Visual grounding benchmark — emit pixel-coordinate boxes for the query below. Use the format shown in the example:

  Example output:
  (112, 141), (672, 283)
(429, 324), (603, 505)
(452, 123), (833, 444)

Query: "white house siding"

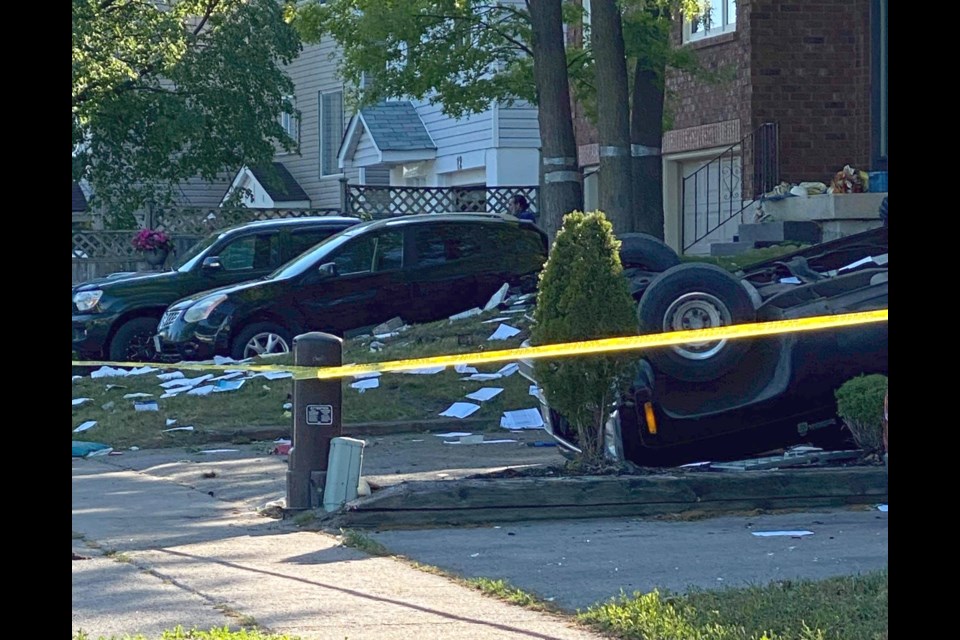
(280, 40), (360, 210)
(413, 100), (492, 181)
(353, 129), (381, 166)
(496, 101), (541, 148)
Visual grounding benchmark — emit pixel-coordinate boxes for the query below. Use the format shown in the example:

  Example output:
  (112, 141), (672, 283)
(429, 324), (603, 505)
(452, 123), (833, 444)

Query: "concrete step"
(710, 241), (755, 257)
(738, 221), (822, 246)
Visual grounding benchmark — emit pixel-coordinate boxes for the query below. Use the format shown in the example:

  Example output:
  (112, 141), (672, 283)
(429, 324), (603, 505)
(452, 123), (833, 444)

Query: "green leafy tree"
(531, 211), (638, 466)
(72, 0), (302, 227)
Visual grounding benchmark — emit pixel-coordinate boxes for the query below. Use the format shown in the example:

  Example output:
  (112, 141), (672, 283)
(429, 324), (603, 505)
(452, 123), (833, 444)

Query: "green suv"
(72, 216), (361, 362)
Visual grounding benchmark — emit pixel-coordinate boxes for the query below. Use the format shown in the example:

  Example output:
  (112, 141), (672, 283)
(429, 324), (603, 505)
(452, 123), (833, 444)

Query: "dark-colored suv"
(155, 213), (548, 361)
(73, 216), (362, 362)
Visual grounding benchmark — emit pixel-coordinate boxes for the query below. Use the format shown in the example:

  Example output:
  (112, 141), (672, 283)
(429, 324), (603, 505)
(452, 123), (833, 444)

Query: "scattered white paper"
(439, 402), (482, 419)
(839, 254), (888, 272)
(91, 366), (129, 378)
(353, 372), (382, 380)
(374, 331), (401, 339)
(454, 364), (479, 374)
(72, 375), (82, 382)
(433, 432), (473, 438)
(751, 531), (814, 537)
(402, 366), (446, 375)
(351, 378), (380, 392)
(210, 371), (245, 382)
(213, 355), (239, 365)
(157, 371), (185, 381)
(73, 421), (97, 433)
(213, 379), (245, 392)
(779, 277), (802, 284)
(187, 385), (216, 396)
(86, 447), (114, 457)
(488, 323), (521, 341)
(73, 398), (92, 406)
(134, 400), (159, 412)
(500, 408), (544, 430)
(123, 393), (154, 399)
(465, 387), (504, 402)
(199, 449), (239, 454)
(497, 363), (520, 377)
(160, 391), (182, 399)
(449, 307), (482, 321)
(529, 385), (540, 397)
(129, 366), (158, 376)
(462, 373), (503, 381)
(445, 438), (519, 445)
(483, 283), (510, 311)
(163, 426), (195, 432)
(161, 374), (214, 389)
(481, 317), (509, 324)
(105, 384), (125, 391)
(166, 419), (177, 426)
(877, 504), (888, 512)
(254, 371), (294, 380)
(680, 461), (712, 468)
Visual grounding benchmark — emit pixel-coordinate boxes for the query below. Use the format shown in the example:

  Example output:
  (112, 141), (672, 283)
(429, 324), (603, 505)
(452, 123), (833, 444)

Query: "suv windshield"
(173, 230), (226, 272)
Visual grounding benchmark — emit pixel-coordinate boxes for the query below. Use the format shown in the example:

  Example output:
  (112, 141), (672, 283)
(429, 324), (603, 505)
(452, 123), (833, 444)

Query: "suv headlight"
(184, 294), (228, 323)
(73, 290), (103, 312)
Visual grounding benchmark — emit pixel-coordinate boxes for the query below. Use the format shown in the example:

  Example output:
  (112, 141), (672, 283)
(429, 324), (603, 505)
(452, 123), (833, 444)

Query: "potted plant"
(131, 228), (174, 266)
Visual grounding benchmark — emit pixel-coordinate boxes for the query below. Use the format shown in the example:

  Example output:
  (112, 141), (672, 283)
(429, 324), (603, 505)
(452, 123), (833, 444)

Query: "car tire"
(108, 317), (161, 363)
(636, 263), (755, 382)
(618, 233), (681, 272)
(231, 322), (292, 360)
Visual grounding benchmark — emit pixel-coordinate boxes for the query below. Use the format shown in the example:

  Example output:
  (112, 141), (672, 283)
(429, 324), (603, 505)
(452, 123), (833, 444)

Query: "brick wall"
(664, 0), (876, 187)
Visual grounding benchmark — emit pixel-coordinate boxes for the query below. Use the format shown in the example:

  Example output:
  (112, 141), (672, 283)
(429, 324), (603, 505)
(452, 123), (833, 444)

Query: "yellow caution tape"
(72, 309), (887, 381)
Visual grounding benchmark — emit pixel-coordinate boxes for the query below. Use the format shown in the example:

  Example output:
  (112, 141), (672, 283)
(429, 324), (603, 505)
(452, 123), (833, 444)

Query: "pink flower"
(131, 228), (174, 252)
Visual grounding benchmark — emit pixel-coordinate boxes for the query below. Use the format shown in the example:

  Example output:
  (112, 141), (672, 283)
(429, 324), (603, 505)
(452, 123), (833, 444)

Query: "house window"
(319, 91), (344, 177)
(280, 95), (299, 147)
(683, 0), (736, 44)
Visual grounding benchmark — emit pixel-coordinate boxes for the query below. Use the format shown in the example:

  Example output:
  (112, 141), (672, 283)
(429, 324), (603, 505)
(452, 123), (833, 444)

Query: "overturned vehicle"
(520, 226), (888, 467)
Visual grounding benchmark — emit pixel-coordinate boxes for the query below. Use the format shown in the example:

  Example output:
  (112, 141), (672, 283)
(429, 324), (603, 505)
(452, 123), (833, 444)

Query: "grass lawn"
(72, 309), (538, 450)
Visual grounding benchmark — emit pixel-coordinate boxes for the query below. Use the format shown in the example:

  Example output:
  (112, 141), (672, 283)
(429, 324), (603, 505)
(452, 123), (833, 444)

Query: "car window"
(484, 224), (544, 257)
(290, 228), (340, 257)
(174, 230), (225, 272)
(218, 233), (281, 271)
(332, 231), (404, 276)
(413, 224), (483, 267)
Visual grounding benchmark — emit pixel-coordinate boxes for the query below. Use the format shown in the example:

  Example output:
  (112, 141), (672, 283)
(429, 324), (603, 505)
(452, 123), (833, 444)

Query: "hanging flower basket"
(132, 229), (174, 267)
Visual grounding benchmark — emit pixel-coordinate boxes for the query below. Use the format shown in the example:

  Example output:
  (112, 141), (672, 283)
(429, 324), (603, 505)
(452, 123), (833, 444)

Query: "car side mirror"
(317, 262), (338, 279)
(201, 256), (222, 271)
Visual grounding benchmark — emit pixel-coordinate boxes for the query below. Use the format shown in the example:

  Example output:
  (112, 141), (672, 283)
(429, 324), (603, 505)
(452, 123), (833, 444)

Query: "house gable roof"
(249, 163), (310, 202)
(72, 182), (88, 213)
(339, 100), (437, 168)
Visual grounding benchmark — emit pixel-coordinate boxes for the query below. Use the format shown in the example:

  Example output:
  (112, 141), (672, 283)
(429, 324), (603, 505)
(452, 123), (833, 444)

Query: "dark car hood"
(167, 277), (276, 310)
(73, 269), (182, 293)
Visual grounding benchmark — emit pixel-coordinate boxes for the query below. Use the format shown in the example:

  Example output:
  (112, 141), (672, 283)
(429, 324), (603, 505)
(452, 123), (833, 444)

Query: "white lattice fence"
(346, 186), (539, 217)
(153, 207), (342, 235)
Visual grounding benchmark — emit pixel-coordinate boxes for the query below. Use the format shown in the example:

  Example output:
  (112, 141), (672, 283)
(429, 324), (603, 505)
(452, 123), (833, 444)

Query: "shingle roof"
(249, 163), (309, 202)
(72, 182), (88, 212)
(360, 101), (436, 151)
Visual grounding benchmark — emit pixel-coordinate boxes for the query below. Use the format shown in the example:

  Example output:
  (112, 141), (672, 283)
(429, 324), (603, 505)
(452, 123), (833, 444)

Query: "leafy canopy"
(73, 0), (302, 224)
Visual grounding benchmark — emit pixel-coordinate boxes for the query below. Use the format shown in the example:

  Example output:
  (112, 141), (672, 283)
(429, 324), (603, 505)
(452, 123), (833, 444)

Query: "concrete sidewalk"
(72, 452), (605, 640)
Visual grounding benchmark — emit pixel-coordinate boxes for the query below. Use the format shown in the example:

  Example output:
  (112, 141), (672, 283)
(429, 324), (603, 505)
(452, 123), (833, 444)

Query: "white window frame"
(279, 95), (299, 151)
(682, 0), (737, 44)
(319, 90), (344, 178)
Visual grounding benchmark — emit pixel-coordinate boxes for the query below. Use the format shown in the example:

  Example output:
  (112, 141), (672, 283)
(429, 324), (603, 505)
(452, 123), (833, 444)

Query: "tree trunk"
(591, 0), (633, 235)
(630, 58), (667, 240)
(528, 0), (582, 242)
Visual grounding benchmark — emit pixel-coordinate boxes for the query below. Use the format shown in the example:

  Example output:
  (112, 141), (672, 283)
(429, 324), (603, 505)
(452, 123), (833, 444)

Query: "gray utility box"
(323, 437), (366, 512)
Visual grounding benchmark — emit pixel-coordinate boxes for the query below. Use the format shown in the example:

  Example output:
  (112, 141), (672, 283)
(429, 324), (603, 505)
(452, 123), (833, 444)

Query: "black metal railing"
(681, 122), (780, 252)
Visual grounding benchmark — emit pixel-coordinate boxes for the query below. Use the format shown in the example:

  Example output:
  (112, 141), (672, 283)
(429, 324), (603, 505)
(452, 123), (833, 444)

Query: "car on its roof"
(154, 212), (548, 361)
(72, 215), (362, 363)
(520, 225), (889, 467)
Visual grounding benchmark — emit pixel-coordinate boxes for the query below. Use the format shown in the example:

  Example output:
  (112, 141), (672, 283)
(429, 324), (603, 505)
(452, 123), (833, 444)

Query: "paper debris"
(455, 364), (479, 374)
(779, 277), (802, 284)
(439, 402), (481, 419)
(449, 307), (482, 321)
(198, 449), (239, 454)
(481, 317), (509, 324)
(253, 371), (293, 380)
(751, 531), (814, 537)
(497, 363), (520, 377)
(163, 426), (195, 432)
(500, 408), (544, 430)
(72, 375), (82, 382)
(210, 371), (245, 382)
(91, 366), (129, 378)
(433, 432), (472, 438)
(105, 384), (125, 391)
(369, 341), (385, 352)
(166, 419), (177, 426)
(483, 283), (510, 311)
(877, 504), (888, 512)
(488, 324), (521, 341)
(123, 393), (154, 399)
(73, 398), (92, 406)
(353, 372), (382, 379)
(462, 373), (503, 381)
(444, 438), (518, 445)
(134, 400), (159, 412)
(73, 421), (97, 433)
(129, 366), (158, 376)
(187, 385), (216, 396)
(157, 371), (185, 381)
(213, 355), (239, 365)
(213, 379), (245, 392)
(161, 374), (214, 389)
(402, 366), (446, 375)
(160, 391), (182, 399)
(351, 378), (380, 392)
(529, 385), (540, 397)
(465, 387), (504, 402)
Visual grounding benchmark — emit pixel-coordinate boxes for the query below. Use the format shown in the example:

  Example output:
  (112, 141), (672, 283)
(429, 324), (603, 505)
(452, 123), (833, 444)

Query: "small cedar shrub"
(835, 373), (888, 455)
(531, 211), (638, 464)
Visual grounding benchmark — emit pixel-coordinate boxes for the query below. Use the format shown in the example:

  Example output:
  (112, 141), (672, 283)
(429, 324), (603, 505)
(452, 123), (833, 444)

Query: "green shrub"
(835, 374), (887, 455)
(531, 211), (638, 465)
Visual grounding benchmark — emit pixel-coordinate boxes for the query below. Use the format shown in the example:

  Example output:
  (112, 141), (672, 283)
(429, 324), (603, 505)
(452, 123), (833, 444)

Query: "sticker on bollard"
(306, 404), (334, 426)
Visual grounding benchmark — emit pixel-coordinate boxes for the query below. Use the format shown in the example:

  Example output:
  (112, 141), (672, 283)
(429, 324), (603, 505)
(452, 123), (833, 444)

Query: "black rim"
(125, 332), (158, 362)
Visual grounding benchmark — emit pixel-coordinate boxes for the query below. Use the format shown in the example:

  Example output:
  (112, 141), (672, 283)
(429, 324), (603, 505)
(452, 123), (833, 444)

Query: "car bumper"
(154, 318), (230, 361)
(73, 312), (121, 357)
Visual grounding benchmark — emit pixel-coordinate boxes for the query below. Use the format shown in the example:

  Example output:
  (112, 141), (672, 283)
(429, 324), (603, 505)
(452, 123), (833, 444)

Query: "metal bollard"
(287, 332), (343, 511)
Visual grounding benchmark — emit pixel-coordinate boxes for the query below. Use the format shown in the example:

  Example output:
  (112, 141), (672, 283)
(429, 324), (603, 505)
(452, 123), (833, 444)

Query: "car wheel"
(618, 233), (681, 271)
(231, 322), (292, 360)
(109, 317), (161, 363)
(636, 263), (755, 382)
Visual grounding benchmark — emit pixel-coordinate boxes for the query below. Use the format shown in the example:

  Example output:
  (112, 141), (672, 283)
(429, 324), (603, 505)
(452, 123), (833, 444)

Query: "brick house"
(574, 0), (888, 255)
